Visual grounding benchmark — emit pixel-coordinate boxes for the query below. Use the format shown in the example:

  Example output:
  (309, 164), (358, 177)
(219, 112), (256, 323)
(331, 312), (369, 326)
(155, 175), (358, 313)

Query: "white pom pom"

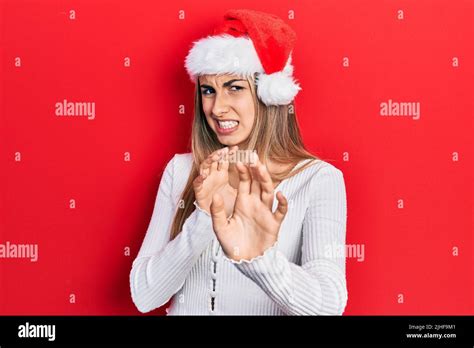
(256, 71), (301, 106)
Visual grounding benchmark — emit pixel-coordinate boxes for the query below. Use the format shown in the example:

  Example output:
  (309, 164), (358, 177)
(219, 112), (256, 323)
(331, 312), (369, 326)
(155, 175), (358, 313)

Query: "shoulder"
(308, 160), (346, 211)
(282, 158), (345, 200)
(302, 159), (346, 194)
(166, 152), (194, 173)
(312, 159), (344, 178)
(293, 158), (344, 181)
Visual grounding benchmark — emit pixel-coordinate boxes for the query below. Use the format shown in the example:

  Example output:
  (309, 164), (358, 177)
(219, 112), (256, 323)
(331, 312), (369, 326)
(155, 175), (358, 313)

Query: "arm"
(228, 165), (348, 315)
(129, 155), (214, 313)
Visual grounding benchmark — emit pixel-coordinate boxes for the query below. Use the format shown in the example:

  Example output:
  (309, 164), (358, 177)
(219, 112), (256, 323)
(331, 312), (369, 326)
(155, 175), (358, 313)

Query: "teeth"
(218, 120), (238, 129)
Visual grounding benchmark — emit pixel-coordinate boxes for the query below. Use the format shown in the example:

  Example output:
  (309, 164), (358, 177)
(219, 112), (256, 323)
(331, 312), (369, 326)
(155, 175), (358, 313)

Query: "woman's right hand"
(193, 146), (237, 214)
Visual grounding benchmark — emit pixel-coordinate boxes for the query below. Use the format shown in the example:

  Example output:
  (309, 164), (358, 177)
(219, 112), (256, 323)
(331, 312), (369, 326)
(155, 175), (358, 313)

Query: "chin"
(217, 138), (239, 147)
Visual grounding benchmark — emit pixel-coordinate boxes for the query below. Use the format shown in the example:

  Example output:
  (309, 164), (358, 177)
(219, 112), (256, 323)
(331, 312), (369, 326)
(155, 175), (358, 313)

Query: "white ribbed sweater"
(130, 153), (348, 315)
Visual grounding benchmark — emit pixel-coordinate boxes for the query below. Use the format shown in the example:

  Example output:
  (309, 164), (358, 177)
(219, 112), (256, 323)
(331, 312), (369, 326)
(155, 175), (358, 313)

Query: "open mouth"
(214, 119), (239, 134)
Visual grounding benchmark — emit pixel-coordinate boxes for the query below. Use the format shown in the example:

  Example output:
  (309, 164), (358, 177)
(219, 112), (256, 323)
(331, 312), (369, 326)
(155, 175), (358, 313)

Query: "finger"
(210, 193), (228, 233)
(236, 161), (251, 195)
(200, 155), (214, 174)
(249, 162), (261, 197)
(200, 163), (211, 177)
(249, 151), (259, 167)
(257, 163), (274, 209)
(201, 148), (224, 175)
(227, 146), (238, 170)
(228, 145), (239, 157)
(218, 147), (229, 171)
(210, 151), (220, 173)
(220, 154), (229, 172)
(274, 191), (288, 224)
(209, 148), (223, 158)
(192, 173), (206, 189)
(200, 166), (210, 177)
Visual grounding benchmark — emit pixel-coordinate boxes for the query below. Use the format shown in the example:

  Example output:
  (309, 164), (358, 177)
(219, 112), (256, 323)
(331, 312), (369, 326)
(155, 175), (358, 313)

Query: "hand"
(193, 146), (238, 214)
(210, 158), (288, 262)
(214, 182), (237, 218)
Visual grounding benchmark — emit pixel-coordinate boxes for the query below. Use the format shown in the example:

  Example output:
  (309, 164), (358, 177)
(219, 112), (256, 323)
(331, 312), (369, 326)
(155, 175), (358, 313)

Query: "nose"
(211, 91), (230, 117)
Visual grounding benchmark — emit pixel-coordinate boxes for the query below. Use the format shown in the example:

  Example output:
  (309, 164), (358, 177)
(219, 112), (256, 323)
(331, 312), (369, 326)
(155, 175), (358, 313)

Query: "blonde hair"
(169, 74), (318, 239)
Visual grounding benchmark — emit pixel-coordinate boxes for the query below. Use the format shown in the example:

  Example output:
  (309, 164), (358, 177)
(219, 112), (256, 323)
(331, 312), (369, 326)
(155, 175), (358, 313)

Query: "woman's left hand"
(210, 158), (288, 262)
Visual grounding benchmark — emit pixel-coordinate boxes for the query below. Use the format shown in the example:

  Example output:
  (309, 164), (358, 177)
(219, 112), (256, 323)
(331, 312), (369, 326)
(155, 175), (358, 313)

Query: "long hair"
(169, 74), (318, 239)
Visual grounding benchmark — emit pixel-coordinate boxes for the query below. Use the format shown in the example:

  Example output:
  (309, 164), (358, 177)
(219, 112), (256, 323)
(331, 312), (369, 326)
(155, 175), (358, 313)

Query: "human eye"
(201, 87), (215, 96)
(229, 85), (244, 92)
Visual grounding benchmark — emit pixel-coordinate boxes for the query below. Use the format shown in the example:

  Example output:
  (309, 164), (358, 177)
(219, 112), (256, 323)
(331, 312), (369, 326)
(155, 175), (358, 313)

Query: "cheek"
(201, 98), (213, 116)
(235, 96), (255, 128)
(201, 99), (215, 127)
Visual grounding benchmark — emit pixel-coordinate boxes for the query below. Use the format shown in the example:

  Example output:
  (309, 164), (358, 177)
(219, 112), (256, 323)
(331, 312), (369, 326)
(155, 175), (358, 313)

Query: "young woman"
(130, 9), (348, 315)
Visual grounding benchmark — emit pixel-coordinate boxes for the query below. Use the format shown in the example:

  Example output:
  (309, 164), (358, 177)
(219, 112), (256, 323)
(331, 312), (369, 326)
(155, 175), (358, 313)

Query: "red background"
(0, 0), (472, 315)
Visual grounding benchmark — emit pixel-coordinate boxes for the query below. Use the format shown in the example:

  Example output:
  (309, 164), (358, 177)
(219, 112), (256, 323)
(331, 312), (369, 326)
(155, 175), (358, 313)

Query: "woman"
(130, 9), (348, 315)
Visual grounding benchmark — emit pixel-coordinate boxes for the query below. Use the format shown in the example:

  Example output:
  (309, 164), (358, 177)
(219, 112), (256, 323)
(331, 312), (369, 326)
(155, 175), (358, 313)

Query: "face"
(199, 74), (255, 148)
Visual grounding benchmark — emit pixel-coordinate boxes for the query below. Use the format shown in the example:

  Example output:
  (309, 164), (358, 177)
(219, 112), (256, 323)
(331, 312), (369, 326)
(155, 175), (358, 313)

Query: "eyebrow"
(200, 79), (246, 89)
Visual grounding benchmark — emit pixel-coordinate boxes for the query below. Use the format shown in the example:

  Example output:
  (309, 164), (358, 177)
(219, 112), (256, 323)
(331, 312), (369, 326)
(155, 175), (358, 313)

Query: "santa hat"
(184, 9), (301, 106)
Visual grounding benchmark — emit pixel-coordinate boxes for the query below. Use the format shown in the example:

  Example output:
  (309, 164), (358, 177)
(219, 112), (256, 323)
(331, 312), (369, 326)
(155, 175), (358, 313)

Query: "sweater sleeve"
(129, 155), (214, 313)
(227, 165), (348, 315)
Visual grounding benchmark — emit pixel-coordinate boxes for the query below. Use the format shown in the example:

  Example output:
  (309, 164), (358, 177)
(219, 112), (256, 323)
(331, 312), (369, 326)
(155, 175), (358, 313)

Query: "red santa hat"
(184, 9), (301, 106)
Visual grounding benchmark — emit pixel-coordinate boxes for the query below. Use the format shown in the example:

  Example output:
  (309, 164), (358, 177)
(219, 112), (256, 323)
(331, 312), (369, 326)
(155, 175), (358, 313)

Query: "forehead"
(198, 74), (245, 84)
